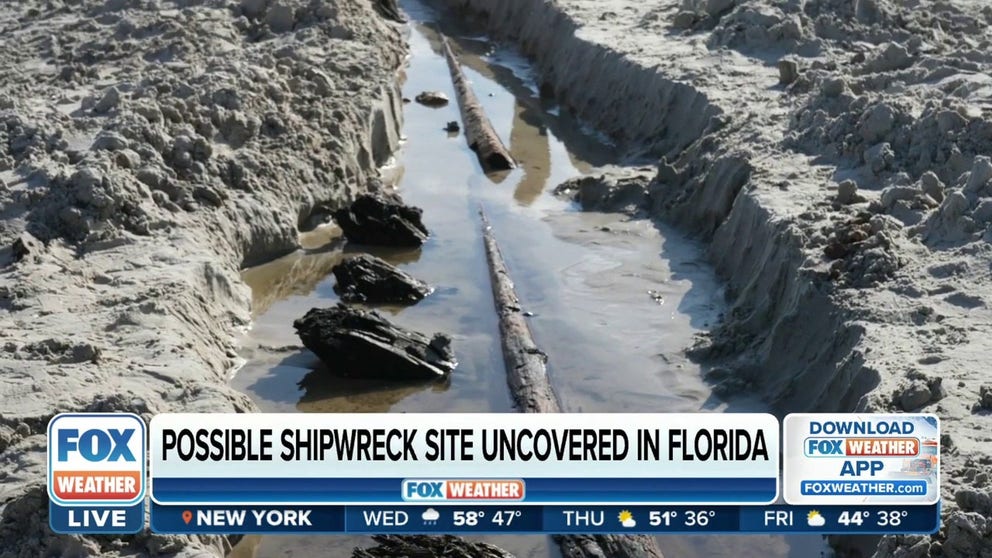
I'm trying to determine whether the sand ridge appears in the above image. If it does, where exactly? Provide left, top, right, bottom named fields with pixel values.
left=0, top=0, right=405, bottom=555
left=444, top=0, right=992, bottom=555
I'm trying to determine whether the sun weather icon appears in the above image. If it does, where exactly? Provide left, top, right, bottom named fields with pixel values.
left=807, top=510, right=826, bottom=527
left=618, top=510, right=636, bottom=528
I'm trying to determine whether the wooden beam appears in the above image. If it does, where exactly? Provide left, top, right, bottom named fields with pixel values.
left=480, top=209, right=558, bottom=412
left=480, top=208, right=665, bottom=558
left=442, top=36, right=516, bottom=172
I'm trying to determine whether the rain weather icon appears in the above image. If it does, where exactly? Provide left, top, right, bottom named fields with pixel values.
left=422, top=508, right=441, bottom=525
left=618, top=510, right=636, bottom=528
left=807, top=510, right=826, bottom=527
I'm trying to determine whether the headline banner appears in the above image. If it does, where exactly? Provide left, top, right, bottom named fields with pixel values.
left=150, top=413, right=780, bottom=505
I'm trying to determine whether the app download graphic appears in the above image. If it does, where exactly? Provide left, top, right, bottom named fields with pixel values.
left=784, top=414, right=940, bottom=506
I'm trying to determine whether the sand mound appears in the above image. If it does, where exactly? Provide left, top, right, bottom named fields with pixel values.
left=446, top=0, right=992, bottom=555
left=0, top=0, right=405, bottom=555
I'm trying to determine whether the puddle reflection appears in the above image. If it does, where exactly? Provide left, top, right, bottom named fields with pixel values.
left=297, top=367, right=450, bottom=413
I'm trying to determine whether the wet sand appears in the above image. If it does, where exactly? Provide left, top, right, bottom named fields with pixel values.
left=230, top=2, right=824, bottom=556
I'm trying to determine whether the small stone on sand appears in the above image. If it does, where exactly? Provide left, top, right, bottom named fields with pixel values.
left=414, top=91, right=449, bottom=107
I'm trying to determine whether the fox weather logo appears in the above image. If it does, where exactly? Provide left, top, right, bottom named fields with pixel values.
left=47, top=413, right=146, bottom=508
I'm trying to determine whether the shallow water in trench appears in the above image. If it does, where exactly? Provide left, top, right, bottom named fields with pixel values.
left=229, top=2, right=828, bottom=557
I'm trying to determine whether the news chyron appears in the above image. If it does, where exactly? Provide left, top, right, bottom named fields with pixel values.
left=46, top=412, right=941, bottom=535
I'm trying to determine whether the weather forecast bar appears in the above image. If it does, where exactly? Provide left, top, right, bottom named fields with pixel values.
left=148, top=503, right=940, bottom=534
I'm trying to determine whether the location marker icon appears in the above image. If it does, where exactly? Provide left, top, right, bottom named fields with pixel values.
left=182, top=510, right=193, bottom=525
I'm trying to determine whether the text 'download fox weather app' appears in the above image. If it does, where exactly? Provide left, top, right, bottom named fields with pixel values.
left=47, top=413, right=146, bottom=534
left=783, top=414, right=940, bottom=506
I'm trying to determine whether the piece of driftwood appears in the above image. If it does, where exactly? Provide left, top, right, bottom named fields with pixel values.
left=294, top=304, right=456, bottom=381
left=480, top=209, right=558, bottom=413
left=480, top=209, right=665, bottom=558
left=441, top=36, right=515, bottom=172
left=332, top=254, right=431, bottom=305
left=333, top=193, right=429, bottom=247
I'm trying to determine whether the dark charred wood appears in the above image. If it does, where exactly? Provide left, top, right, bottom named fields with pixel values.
left=332, top=254, right=431, bottom=305
left=371, top=0, right=406, bottom=23
left=333, top=193, right=429, bottom=247
left=294, top=304, right=455, bottom=381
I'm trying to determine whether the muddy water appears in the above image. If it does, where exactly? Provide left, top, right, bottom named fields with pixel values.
left=229, top=2, right=826, bottom=557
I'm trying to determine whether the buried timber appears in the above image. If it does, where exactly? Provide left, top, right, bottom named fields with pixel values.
left=228, top=2, right=830, bottom=558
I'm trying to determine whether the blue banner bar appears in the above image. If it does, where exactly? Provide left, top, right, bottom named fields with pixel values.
left=50, top=502, right=144, bottom=534
left=151, top=503, right=344, bottom=534
left=345, top=505, right=543, bottom=533
left=542, top=506, right=738, bottom=532
left=151, top=477, right=777, bottom=504
left=148, top=503, right=940, bottom=535
left=740, top=504, right=940, bottom=533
